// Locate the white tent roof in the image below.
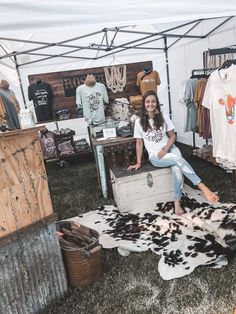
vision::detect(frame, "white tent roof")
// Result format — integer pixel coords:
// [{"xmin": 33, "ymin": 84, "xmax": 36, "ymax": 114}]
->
[
  {"xmin": 1, "ymin": 1, "xmax": 236, "ymax": 67},
  {"xmin": 2, "ymin": 0, "xmax": 236, "ymax": 33},
  {"xmin": 1, "ymin": 0, "xmax": 236, "ymax": 148},
  {"xmin": 1, "ymin": 2, "xmax": 236, "ymax": 68}
]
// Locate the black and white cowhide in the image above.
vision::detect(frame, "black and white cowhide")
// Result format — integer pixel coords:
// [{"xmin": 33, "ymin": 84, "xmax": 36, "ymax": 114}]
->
[{"xmin": 73, "ymin": 194, "xmax": 236, "ymax": 280}]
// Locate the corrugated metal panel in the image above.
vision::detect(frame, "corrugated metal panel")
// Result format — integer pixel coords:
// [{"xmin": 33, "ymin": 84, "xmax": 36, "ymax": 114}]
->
[{"xmin": 0, "ymin": 223, "xmax": 68, "ymax": 314}]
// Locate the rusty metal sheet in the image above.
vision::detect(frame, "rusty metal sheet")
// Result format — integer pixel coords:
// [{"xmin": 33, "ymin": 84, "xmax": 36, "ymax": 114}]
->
[{"xmin": 0, "ymin": 223, "xmax": 68, "ymax": 314}]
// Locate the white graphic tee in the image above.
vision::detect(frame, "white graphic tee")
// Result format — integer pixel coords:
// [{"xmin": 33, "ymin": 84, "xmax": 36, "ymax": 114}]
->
[
  {"xmin": 202, "ymin": 65, "xmax": 236, "ymax": 164},
  {"xmin": 134, "ymin": 112, "xmax": 174, "ymax": 158},
  {"xmin": 76, "ymin": 82, "xmax": 109, "ymax": 125}
]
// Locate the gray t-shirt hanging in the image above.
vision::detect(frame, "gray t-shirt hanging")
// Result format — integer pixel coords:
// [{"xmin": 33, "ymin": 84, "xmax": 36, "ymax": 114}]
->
[
  {"xmin": 184, "ymin": 78, "xmax": 198, "ymax": 132},
  {"xmin": 76, "ymin": 82, "xmax": 109, "ymax": 125},
  {"xmin": 0, "ymin": 89, "xmax": 21, "ymax": 129}
]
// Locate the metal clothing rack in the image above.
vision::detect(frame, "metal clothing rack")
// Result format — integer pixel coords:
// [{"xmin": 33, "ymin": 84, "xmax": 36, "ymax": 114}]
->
[
  {"xmin": 196, "ymin": 51, "xmax": 236, "ymax": 183},
  {"xmin": 203, "ymin": 46, "xmax": 236, "ymax": 69},
  {"xmin": 191, "ymin": 67, "xmax": 217, "ymax": 77},
  {"xmin": 190, "ymin": 68, "xmax": 215, "ymax": 148},
  {"xmin": 208, "ymin": 46, "xmax": 236, "ymax": 56}
]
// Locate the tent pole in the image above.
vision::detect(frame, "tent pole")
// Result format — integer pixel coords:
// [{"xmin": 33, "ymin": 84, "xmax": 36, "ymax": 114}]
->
[
  {"xmin": 164, "ymin": 36, "xmax": 172, "ymax": 118},
  {"xmin": 13, "ymin": 53, "xmax": 26, "ymax": 108}
]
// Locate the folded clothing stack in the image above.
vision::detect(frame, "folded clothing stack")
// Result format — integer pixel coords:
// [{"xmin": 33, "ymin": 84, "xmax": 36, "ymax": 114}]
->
[
  {"xmin": 58, "ymin": 141, "xmax": 75, "ymax": 156},
  {"xmin": 76, "ymin": 107, "xmax": 83, "ymax": 118},
  {"xmin": 117, "ymin": 125, "xmax": 133, "ymax": 138},
  {"xmin": 74, "ymin": 138, "xmax": 90, "ymax": 152},
  {"xmin": 56, "ymin": 108, "xmax": 71, "ymax": 120}
]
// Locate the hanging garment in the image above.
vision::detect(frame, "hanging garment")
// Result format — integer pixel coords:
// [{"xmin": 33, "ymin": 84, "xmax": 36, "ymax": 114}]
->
[
  {"xmin": 194, "ymin": 78, "xmax": 207, "ymax": 136},
  {"xmin": 76, "ymin": 82, "xmax": 109, "ymax": 125},
  {"xmin": 112, "ymin": 98, "xmax": 130, "ymax": 122},
  {"xmin": 136, "ymin": 70, "xmax": 161, "ymax": 96},
  {"xmin": 0, "ymin": 90, "xmax": 21, "ymax": 129},
  {"xmin": 202, "ymin": 65, "xmax": 236, "ymax": 165},
  {"xmin": 28, "ymin": 81, "xmax": 53, "ymax": 122},
  {"xmin": 40, "ymin": 130, "xmax": 57, "ymax": 159},
  {"xmin": 184, "ymin": 79, "xmax": 198, "ymax": 132}
]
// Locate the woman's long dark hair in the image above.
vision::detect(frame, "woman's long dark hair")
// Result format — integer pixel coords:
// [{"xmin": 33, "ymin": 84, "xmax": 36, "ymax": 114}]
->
[{"xmin": 140, "ymin": 91, "xmax": 164, "ymax": 132}]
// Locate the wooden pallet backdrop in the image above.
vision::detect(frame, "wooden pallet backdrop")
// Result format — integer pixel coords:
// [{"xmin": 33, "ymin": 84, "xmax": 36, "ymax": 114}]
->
[{"xmin": 28, "ymin": 61, "xmax": 153, "ymax": 121}]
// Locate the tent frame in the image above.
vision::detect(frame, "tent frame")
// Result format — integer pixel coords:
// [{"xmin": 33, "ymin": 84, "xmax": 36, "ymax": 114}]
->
[{"xmin": 0, "ymin": 15, "xmax": 234, "ymax": 111}]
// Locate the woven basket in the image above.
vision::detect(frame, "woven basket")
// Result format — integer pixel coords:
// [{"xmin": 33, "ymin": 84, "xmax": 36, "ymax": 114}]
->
[{"xmin": 56, "ymin": 221, "xmax": 103, "ymax": 287}]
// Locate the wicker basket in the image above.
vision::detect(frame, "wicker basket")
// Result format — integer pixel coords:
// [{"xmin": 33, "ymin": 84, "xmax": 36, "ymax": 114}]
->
[{"xmin": 56, "ymin": 221, "xmax": 103, "ymax": 287}]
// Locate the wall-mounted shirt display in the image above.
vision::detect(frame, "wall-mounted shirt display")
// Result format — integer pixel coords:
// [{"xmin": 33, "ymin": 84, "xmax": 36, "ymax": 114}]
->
[
  {"xmin": 136, "ymin": 70, "xmax": 161, "ymax": 96},
  {"xmin": 76, "ymin": 82, "xmax": 109, "ymax": 125},
  {"xmin": 28, "ymin": 80, "xmax": 53, "ymax": 122}
]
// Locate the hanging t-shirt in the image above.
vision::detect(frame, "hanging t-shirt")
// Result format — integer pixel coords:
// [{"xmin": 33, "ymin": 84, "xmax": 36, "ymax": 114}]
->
[
  {"xmin": 134, "ymin": 112, "xmax": 174, "ymax": 159},
  {"xmin": 202, "ymin": 65, "xmax": 236, "ymax": 164},
  {"xmin": 136, "ymin": 70, "xmax": 161, "ymax": 96},
  {"xmin": 184, "ymin": 78, "xmax": 198, "ymax": 132},
  {"xmin": 0, "ymin": 89, "xmax": 21, "ymax": 129},
  {"xmin": 76, "ymin": 82, "xmax": 109, "ymax": 125},
  {"xmin": 28, "ymin": 81, "xmax": 53, "ymax": 122}
]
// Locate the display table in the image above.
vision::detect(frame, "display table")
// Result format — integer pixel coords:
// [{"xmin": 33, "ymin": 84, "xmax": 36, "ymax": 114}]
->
[{"xmin": 90, "ymin": 136, "xmax": 136, "ymax": 198}]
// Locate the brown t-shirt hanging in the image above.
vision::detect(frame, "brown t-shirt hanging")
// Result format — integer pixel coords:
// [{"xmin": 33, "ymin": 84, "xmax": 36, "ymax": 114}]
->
[{"xmin": 136, "ymin": 70, "xmax": 161, "ymax": 96}]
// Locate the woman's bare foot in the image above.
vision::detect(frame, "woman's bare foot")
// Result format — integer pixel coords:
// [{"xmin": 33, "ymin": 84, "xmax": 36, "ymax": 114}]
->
[
  {"xmin": 174, "ymin": 199, "xmax": 185, "ymax": 215},
  {"xmin": 197, "ymin": 183, "xmax": 219, "ymax": 203}
]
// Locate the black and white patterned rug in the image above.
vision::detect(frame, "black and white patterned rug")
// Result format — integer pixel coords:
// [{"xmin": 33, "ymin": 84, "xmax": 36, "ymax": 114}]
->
[{"xmin": 71, "ymin": 186, "xmax": 236, "ymax": 280}]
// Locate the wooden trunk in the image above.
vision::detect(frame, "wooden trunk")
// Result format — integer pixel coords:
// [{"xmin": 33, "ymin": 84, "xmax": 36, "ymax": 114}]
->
[
  {"xmin": 0, "ymin": 126, "xmax": 54, "ymax": 237},
  {"xmin": 110, "ymin": 164, "xmax": 174, "ymax": 213}
]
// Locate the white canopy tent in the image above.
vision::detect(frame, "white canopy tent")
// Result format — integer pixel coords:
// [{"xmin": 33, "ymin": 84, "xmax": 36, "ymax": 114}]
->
[{"xmin": 1, "ymin": 0, "xmax": 236, "ymax": 146}]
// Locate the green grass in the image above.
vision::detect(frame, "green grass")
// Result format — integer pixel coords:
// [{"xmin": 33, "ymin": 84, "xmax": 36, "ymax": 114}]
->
[{"xmin": 43, "ymin": 144, "xmax": 236, "ymax": 314}]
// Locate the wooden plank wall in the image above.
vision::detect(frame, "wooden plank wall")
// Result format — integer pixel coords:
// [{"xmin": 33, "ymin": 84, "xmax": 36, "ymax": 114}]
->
[
  {"xmin": 0, "ymin": 128, "xmax": 54, "ymax": 237},
  {"xmin": 28, "ymin": 61, "xmax": 153, "ymax": 120}
]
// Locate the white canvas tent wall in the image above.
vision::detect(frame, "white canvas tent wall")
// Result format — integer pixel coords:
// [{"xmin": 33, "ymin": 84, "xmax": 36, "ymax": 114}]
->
[{"xmin": 1, "ymin": 0, "xmax": 236, "ymax": 146}]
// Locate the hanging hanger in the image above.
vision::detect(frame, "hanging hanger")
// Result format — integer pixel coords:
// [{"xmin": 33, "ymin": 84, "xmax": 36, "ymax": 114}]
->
[
  {"xmin": 190, "ymin": 69, "xmax": 208, "ymax": 79},
  {"xmin": 219, "ymin": 59, "xmax": 236, "ymax": 70}
]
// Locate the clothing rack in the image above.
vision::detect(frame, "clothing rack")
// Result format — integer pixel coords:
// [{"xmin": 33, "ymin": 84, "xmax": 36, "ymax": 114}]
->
[
  {"xmin": 191, "ymin": 67, "xmax": 217, "ymax": 76},
  {"xmin": 208, "ymin": 46, "xmax": 236, "ymax": 56},
  {"xmin": 190, "ymin": 68, "xmax": 215, "ymax": 148},
  {"xmin": 203, "ymin": 46, "xmax": 236, "ymax": 69},
  {"xmin": 192, "ymin": 61, "xmax": 236, "ymax": 184}
]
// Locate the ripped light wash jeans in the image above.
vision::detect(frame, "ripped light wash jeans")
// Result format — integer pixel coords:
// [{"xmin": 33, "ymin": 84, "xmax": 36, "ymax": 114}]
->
[{"xmin": 149, "ymin": 145, "xmax": 201, "ymax": 199}]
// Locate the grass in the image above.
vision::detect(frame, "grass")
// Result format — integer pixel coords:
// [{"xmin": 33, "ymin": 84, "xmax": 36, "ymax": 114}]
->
[{"xmin": 43, "ymin": 143, "xmax": 236, "ymax": 314}]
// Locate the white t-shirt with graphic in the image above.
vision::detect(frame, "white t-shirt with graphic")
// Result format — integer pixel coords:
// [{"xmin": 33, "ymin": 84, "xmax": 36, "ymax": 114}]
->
[
  {"xmin": 76, "ymin": 82, "xmax": 109, "ymax": 125},
  {"xmin": 202, "ymin": 65, "xmax": 236, "ymax": 163},
  {"xmin": 134, "ymin": 112, "xmax": 174, "ymax": 158}
]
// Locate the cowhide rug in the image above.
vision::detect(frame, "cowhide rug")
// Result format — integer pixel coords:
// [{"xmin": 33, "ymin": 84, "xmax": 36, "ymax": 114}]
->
[{"xmin": 71, "ymin": 187, "xmax": 236, "ymax": 280}]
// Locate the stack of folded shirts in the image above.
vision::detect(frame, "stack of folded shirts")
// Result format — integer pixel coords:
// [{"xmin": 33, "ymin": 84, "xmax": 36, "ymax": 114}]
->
[
  {"xmin": 74, "ymin": 138, "xmax": 90, "ymax": 152},
  {"xmin": 58, "ymin": 141, "xmax": 75, "ymax": 156}
]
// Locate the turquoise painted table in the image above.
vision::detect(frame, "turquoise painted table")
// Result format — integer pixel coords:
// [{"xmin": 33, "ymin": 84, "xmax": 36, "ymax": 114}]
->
[{"xmin": 91, "ymin": 136, "xmax": 136, "ymax": 199}]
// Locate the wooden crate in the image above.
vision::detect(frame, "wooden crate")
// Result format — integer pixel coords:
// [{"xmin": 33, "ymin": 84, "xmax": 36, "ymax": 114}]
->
[
  {"xmin": 110, "ymin": 163, "xmax": 174, "ymax": 212},
  {"xmin": 0, "ymin": 126, "xmax": 54, "ymax": 237}
]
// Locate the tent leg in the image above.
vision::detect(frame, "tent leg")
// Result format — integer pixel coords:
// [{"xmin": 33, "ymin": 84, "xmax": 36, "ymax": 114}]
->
[
  {"xmin": 13, "ymin": 53, "xmax": 27, "ymax": 108},
  {"xmin": 164, "ymin": 36, "xmax": 172, "ymax": 118}
]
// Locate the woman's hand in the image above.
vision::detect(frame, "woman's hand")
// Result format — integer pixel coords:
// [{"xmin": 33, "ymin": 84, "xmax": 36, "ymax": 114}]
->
[
  {"xmin": 157, "ymin": 149, "xmax": 166, "ymax": 159},
  {"xmin": 127, "ymin": 163, "xmax": 141, "ymax": 171}
]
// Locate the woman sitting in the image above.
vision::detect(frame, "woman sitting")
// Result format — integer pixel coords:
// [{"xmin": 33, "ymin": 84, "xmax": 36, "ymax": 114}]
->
[{"xmin": 128, "ymin": 90, "xmax": 219, "ymax": 215}]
